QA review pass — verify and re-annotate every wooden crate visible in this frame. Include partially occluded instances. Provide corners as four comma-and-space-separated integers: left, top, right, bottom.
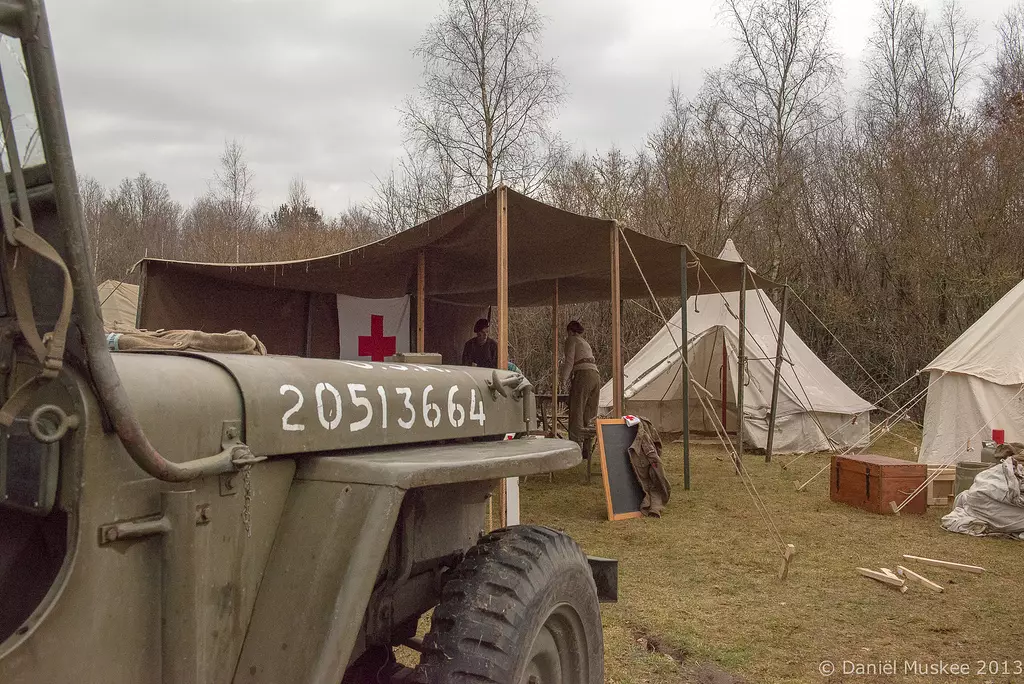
927, 465, 956, 507
829, 454, 927, 515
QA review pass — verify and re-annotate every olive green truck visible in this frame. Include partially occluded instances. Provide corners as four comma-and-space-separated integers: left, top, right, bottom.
0, 2, 610, 682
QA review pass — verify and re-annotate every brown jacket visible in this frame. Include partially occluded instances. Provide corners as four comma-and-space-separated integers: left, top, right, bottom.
627, 417, 671, 517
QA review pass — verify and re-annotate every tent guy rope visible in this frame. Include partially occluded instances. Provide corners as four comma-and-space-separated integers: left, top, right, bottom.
618, 229, 790, 560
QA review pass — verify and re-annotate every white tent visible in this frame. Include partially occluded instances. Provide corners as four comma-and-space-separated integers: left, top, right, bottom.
97, 280, 140, 328
599, 240, 872, 453
920, 278, 1024, 464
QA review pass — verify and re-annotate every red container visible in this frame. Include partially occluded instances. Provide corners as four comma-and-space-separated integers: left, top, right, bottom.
993, 429, 1005, 444
829, 454, 927, 515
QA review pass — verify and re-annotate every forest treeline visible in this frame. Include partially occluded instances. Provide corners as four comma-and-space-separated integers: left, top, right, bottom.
83, 0, 1024, 412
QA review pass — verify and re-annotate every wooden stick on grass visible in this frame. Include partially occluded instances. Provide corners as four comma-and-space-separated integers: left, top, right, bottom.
902, 555, 985, 574
896, 565, 944, 593
857, 567, 907, 590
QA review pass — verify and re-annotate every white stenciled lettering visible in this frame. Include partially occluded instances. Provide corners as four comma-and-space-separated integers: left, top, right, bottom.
396, 387, 415, 429
347, 383, 373, 432
447, 385, 466, 427
280, 384, 305, 432
422, 385, 441, 428
315, 382, 342, 430
377, 386, 388, 428
469, 389, 486, 426
341, 360, 374, 370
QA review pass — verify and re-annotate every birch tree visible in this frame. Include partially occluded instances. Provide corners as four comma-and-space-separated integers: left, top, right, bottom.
400, 0, 565, 198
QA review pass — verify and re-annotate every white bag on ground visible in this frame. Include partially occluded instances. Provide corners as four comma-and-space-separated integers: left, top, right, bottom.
941, 459, 1024, 539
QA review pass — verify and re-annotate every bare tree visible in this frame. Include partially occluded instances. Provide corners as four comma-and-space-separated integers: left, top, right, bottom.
211, 139, 260, 261
982, 2, 1024, 127
934, 0, 983, 122
862, 0, 926, 129
400, 0, 566, 197
713, 0, 842, 276
79, 174, 107, 277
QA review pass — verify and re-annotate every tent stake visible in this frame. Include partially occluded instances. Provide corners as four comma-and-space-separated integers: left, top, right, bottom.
681, 247, 690, 490
766, 284, 788, 462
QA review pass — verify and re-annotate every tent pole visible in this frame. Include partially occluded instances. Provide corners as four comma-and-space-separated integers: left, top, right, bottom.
611, 221, 623, 417
416, 252, 426, 352
496, 186, 510, 527
552, 278, 559, 438
736, 265, 747, 464
681, 248, 690, 491
766, 284, 789, 463
721, 338, 727, 431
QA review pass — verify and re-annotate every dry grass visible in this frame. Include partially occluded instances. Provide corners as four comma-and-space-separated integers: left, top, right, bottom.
520, 424, 1024, 683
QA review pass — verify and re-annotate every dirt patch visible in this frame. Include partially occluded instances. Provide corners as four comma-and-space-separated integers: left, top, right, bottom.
690, 663, 748, 684
631, 623, 690, 664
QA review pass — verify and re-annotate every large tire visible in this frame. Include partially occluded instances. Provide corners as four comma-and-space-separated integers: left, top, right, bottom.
417, 525, 604, 684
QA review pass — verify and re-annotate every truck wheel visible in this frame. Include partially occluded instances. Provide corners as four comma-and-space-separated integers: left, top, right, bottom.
417, 525, 603, 684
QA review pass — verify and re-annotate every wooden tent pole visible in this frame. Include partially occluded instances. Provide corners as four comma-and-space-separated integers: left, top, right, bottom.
417, 251, 426, 353
766, 284, 789, 463
736, 265, 747, 462
552, 278, 559, 438
681, 247, 690, 490
497, 186, 510, 527
611, 221, 623, 417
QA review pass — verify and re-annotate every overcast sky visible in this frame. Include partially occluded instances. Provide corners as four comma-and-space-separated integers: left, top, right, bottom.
47, 0, 1014, 216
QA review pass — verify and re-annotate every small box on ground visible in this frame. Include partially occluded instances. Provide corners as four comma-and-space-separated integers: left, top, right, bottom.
829, 454, 927, 515
926, 465, 956, 507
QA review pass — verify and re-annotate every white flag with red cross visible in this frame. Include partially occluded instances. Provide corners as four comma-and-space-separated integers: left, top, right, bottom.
336, 294, 411, 362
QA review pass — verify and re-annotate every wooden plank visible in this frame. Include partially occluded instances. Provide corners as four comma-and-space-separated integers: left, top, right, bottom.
496, 186, 509, 528
902, 555, 984, 574
879, 567, 900, 580
416, 252, 425, 352
610, 222, 622, 417
857, 567, 906, 588
897, 565, 944, 593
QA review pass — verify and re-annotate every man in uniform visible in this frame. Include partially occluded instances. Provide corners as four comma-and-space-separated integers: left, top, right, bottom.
461, 318, 498, 368
561, 320, 601, 449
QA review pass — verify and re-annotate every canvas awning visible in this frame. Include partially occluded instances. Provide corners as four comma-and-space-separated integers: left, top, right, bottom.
139, 187, 778, 311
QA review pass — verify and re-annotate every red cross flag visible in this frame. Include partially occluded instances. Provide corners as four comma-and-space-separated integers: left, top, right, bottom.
336, 294, 411, 362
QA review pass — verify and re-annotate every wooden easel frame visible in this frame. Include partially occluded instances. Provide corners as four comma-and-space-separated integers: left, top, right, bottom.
596, 418, 643, 521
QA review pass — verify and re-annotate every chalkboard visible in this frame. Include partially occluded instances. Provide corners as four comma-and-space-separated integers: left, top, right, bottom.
596, 419, 644, 521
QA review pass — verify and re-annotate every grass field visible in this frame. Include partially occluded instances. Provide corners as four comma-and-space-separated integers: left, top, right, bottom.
519, 425, 1023, 683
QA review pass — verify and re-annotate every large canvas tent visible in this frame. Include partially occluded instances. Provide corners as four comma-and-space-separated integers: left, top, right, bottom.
599, 240, 872, 454
920, 278, 1024, 464
138, 188, 776, 368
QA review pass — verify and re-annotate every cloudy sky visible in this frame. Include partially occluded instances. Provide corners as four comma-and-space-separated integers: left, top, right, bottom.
46, 0, 1014, 216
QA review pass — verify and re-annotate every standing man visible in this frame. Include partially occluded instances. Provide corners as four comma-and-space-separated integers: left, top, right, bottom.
461, 318, 498, 368
561, 320, 600, 449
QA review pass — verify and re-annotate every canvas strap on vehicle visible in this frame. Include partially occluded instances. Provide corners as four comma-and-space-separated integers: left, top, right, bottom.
0, 224, 74, 428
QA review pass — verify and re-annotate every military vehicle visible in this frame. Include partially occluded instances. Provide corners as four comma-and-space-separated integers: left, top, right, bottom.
0, 2, 610, 681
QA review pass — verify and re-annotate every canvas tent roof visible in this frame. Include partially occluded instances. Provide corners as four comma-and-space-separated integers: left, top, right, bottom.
925, 278, 1024, 386
139, 187, 778, 310
599, 240, 873, 452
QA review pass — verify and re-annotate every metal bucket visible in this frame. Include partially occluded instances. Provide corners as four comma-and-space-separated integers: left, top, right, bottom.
955, 461, 991, 495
